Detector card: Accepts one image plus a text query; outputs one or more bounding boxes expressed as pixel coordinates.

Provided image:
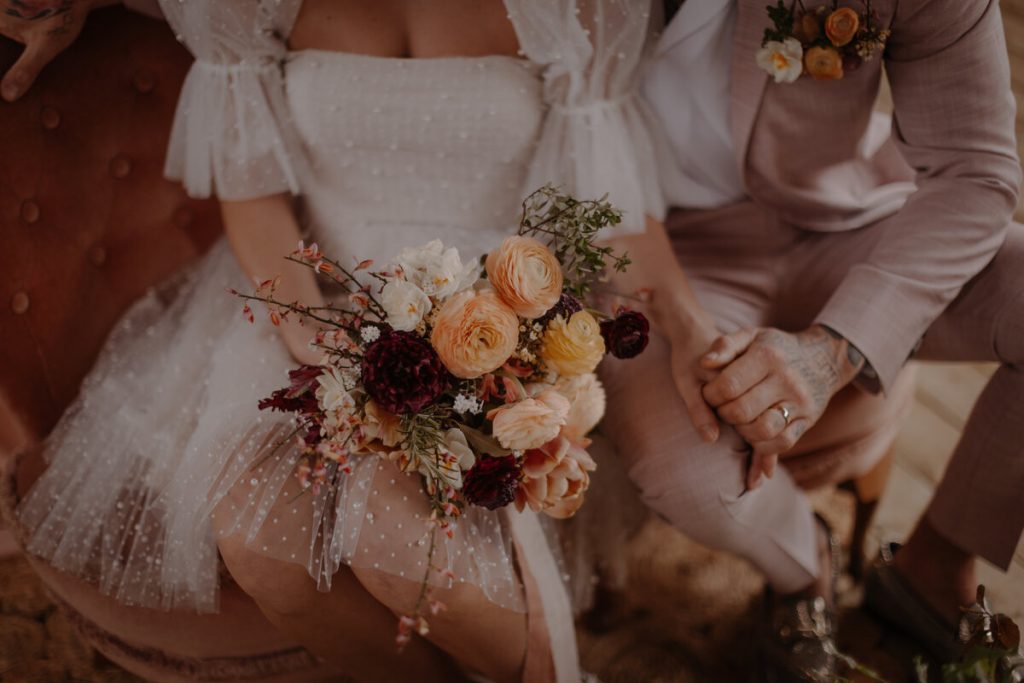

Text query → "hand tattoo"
[4,0,72,21]
[758,326,859,416]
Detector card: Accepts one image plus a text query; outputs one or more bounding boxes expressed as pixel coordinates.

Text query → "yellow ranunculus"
[540,311,605,377]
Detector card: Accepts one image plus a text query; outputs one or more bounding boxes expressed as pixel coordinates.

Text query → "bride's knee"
[217,534,318,617]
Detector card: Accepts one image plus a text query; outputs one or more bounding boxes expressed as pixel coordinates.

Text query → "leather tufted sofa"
[0,7,339,682]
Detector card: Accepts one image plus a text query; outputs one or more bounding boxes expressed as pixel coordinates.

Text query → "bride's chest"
[284,52,545,168]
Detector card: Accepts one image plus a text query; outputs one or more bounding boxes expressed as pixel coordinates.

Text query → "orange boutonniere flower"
[805,46,844,80]
[825,8,861,47]
[758,0,891,84]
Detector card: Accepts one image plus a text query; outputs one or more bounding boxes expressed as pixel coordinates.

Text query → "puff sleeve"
[157,0,307,200]
[506,0,665,233]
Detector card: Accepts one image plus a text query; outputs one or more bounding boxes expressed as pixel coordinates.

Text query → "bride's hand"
[653,292,722,444]
[604,216,723,444]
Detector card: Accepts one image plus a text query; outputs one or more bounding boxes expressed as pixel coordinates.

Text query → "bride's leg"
[217,532,463,682]
[350,566,527,683]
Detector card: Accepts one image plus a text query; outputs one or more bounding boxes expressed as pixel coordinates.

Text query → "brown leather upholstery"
[0,8,337,681]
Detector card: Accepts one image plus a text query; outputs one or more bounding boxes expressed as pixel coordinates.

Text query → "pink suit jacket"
[722,0,1021,391]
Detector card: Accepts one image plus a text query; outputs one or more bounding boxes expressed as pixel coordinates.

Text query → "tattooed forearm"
[4,0,72,21]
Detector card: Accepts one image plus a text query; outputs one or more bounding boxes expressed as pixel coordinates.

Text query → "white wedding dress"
[18,1,663,679]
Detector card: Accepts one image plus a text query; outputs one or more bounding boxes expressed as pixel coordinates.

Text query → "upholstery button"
[20,200,40,224]
[132,70,157,94]
[89,245,107,266]
[109,155,132,179]
[40,106,61,130]
[11,291,29,315]
[172,206,195,229]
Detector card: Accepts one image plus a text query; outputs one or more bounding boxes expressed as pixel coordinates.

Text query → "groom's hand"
[1,0,113,102]
[699,325,864,489]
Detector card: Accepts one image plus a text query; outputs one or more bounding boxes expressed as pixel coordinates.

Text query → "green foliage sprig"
[517,185,631,299]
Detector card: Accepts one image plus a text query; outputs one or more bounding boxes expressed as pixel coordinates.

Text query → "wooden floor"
[3,6,1024,683]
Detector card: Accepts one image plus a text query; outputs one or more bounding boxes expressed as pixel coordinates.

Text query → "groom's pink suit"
[603,0,1023,590]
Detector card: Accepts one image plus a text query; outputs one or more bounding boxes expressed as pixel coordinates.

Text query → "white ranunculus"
[555,373,607,440]
[756,38,804,84]
[381,279,432,331]
[396,239,479,299]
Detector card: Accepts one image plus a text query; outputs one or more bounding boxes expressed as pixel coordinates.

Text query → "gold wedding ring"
[776,404,792,426]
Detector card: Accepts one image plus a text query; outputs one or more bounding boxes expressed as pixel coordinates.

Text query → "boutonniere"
[756,1,891,83]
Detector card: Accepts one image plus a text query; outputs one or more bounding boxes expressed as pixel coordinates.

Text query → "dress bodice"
[285,51,545,263]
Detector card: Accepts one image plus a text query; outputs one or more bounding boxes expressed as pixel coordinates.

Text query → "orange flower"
[793,13,822,43]
[485,236,564,319]
[515,436,596,519]
[430,289,519,379]
[824,8,860,47]
[804,46,844,80]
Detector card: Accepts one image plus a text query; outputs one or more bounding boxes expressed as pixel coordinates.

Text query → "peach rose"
[515,436,597,519]
[824,8,860,47]
[487,388,570,451]
[554,373,606,441]
[804,46,844,80]
[431,289,519,379]
[540,311,605,376]
[485,236,564,319]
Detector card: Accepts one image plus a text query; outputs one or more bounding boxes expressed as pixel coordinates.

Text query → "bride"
[16,1,663,681]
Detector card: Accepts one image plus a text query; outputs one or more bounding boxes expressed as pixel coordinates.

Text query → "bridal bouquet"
[234,186,649,645]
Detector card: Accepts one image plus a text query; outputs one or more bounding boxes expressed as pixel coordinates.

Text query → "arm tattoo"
[5,0,72,21]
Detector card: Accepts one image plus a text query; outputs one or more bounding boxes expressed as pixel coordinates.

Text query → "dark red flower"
[361,330,449,414]
[463,455,522,510]
[258,364,324,414]
[600,311,650,359]
[538,293,582,326]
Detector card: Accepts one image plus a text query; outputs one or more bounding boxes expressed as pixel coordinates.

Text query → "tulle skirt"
[17,239,532,614]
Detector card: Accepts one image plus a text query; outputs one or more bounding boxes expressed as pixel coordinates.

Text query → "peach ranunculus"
[430,289,519,379]
[540,311,606,377]
[485,236,564,319]
[487,388,570,451]
[804,46,844,80]
[824,8,860,47]
[554,373,606,442]
[516,436,597,519]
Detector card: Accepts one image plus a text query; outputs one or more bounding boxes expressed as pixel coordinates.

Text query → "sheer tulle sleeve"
[507,0,665,233]
[157,0,306,200]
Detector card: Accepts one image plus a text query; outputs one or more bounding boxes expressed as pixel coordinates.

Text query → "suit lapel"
[730,0,770,171]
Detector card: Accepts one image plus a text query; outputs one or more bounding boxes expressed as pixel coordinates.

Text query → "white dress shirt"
[643,0,746,209]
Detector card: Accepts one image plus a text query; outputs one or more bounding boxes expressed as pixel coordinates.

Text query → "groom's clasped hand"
[695,325,863,490]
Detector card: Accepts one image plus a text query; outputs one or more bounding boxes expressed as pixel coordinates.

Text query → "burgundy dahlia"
[463,455,522,510]
[361,330,449,414]
[600,311,650,359]
[258,364,324,414]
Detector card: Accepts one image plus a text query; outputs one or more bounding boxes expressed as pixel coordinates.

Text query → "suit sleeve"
[814,0,1021,392]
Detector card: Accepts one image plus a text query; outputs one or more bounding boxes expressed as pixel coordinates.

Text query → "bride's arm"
[604,216,723,443]
[220,194,326,366]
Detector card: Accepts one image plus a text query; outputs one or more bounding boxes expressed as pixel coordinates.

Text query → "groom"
[613,0,1024,679]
